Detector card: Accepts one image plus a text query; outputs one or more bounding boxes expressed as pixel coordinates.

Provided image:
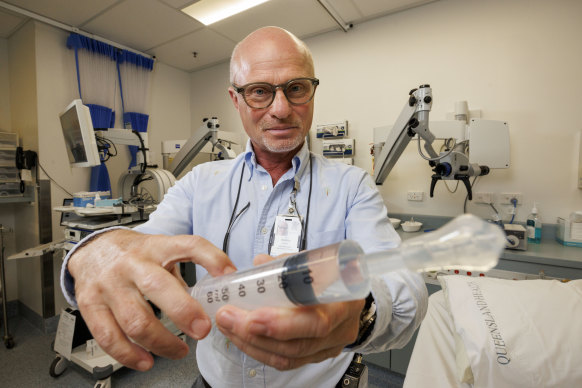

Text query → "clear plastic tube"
[189,214,506,318]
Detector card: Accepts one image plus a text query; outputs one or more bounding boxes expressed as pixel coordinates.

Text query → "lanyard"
[223,154,313,255]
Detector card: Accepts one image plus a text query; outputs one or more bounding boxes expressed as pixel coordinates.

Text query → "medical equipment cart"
[50,307,185,388]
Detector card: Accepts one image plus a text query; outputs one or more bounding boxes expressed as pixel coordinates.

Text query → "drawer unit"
[0,182,22,197]
[0,167,19,182]
[0,132,17,148]
[0,148,16,167]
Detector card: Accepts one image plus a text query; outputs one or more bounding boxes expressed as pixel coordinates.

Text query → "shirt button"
[261,227,268,235]
[249,369,257,377]
[261,185,268,191]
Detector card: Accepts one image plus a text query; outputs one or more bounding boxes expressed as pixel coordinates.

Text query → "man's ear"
[228,87,240,110]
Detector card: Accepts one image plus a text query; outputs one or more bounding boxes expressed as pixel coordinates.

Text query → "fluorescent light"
[182,0,271,26]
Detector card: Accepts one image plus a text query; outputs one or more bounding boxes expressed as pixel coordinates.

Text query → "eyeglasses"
[232,77,319,109]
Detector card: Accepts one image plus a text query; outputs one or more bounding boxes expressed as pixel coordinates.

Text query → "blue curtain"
[124,112,149,168]
[67,33,117,192]
[67,34,117,129]
[117,50,154,168]
[67,33,154,185]
[118,50,154,71]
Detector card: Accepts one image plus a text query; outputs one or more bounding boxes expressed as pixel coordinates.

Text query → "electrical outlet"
[473,192,493,204]
[500,193,523,205]
[407,191,424,201]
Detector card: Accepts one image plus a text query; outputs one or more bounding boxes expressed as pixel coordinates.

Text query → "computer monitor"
[60,99,101,168]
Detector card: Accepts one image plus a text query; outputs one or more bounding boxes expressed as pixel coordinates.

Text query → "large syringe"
[189,214,506,317]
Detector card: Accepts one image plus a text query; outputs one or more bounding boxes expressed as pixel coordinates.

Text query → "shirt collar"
[243,140,310,181]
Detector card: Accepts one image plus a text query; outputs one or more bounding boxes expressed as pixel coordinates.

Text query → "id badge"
[269,215,303,257]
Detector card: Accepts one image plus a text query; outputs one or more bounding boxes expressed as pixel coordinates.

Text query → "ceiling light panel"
[210,0,335,43]
[182,0,271,25]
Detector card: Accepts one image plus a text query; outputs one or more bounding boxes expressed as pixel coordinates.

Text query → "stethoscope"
[222,155,313,254]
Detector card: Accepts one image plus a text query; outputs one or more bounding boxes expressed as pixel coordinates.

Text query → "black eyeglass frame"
[231,77,320,109]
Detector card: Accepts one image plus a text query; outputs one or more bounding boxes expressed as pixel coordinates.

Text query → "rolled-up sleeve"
[60,226,130,307]
[344,171,428,353]
[351,270,428,353]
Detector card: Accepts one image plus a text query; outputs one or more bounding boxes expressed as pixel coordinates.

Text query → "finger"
[169,263,188,288]
[252,254,274,266]
[142,234,237,277]
[79,299,154,371]
[129,261,212,340]
[216,304,359,358]
[217,321,345,371]
[106,285,190,361]
[227,301,361,341]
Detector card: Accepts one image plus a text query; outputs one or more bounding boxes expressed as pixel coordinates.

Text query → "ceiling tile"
[148,28,235,72]
[210,0,338,43]
[0,8,26,38]
[0,0,438,71]
[82,0,202,52]
[3,0,120,26]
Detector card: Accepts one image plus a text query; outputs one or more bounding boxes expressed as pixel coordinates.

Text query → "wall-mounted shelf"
[0,185,35,204]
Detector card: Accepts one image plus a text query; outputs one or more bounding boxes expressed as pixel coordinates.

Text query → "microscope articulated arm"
[168,117,235,177]
[375,84,492,200]
[374,84,437,184]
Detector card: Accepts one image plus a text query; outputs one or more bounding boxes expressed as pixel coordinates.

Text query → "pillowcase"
[439,276,582,388]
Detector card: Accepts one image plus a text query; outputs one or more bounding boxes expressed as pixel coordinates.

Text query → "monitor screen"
[60,100,101,168]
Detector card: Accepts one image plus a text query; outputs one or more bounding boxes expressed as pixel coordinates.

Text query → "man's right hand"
[67,229,236,371]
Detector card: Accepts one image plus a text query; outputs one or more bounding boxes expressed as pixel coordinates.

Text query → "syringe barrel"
[190,240,370,318]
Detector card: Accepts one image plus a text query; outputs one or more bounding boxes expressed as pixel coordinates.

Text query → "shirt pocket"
[307,228,345,249]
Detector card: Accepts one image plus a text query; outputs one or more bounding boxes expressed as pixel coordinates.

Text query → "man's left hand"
[215,295,364,370]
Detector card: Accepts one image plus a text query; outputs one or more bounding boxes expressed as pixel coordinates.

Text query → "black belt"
[201,375,211,388]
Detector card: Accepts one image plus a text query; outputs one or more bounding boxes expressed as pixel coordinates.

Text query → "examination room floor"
[0,316,404,387]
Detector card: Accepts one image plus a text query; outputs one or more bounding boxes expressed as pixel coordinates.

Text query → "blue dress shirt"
[61,140,427,388]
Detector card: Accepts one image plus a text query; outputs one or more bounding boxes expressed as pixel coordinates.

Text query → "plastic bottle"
[526,203,542,244]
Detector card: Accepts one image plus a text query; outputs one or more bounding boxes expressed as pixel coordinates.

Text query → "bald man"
[61,27,427,387]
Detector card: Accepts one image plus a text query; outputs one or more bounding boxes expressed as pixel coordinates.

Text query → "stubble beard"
[261,133,304,153]
[258,120,305,154]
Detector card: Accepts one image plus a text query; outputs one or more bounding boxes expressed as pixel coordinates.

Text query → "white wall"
[0,37,18,303]
[189,0,582,224]
[190,62,245,138]
[8,21,42,312]
[0,38,11,131]
[148,61,192,166]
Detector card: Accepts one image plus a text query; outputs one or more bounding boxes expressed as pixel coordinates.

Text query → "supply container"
[526,203,542,244]
[73,191,111,207]
[556,212,582,247]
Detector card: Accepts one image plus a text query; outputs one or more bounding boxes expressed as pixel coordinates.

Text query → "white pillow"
[439,276,582,388]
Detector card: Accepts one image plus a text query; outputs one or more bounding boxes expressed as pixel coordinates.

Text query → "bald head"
[230,27,314,84]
